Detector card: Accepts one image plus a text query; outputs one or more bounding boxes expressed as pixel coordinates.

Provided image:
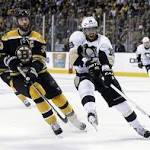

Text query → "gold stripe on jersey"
[2,29,46,44]
[1,29,20,41]
[38,68,47,74]
[32,55,46,61]
[29,31,46,44]
[0,68,7,73]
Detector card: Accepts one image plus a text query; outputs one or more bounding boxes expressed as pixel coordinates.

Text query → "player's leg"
[99,81,150,138]
[14,90,31,107]
[1,72,31,107]
[112,77,150,137]
[29,82,63,135]
[75,75,98,128]
[39,72,86,131]
[114,101,150,138]
[12,75,62,135]
[51,93,86,130]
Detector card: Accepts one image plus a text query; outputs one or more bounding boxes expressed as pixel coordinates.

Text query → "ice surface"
[0,75,150,150]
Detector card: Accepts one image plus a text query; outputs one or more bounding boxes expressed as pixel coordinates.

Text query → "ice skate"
[23,99,31,108]
[51,122,63,136]
[88,111,98,131]
[134,126,150,138]
[67,111,86,131]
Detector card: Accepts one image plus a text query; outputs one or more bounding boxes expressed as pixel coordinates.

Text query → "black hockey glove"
[84,58,100,77]
[26,67,38,84]
[138,62,143,69]
[5,56,21,71]
[102,65,114,86]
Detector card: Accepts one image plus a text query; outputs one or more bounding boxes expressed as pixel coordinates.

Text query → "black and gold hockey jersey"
[1,28,47,76]
[0,34,7,75]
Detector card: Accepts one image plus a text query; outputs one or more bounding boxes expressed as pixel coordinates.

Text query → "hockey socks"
[115,101,150,138]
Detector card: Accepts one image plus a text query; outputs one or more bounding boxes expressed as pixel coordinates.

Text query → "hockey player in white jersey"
[69,16,150,138]
[136,37,150,75]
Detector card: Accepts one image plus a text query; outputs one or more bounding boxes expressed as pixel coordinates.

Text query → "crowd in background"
[0,0,150,52]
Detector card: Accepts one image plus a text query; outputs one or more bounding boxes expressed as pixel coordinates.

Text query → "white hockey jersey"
[136,44,150,65]
[69,31,114,73]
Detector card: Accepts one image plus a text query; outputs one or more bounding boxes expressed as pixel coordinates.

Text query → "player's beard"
[86,33,98,42]
[18,23,31,35]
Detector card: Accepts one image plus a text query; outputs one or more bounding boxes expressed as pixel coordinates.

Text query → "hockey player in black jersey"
[69,16,150,138]
[0,34,31,107]
[1,9,86,135]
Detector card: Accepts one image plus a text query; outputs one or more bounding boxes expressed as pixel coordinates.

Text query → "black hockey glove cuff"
[31,60,45,73]
[26,67,38,84]
[83,58,100,77]
[102,65,114,86]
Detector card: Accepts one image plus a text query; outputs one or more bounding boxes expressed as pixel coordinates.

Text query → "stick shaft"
[111,84,150,118]
[17,67,68,123]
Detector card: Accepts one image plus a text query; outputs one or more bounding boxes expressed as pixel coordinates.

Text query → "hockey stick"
[111,84,150,118]
[17,66,68,123]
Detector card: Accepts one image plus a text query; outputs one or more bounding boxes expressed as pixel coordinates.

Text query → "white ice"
[0,74,150,150]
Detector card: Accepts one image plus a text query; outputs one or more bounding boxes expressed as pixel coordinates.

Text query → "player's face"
[84,27,97,40]
[144,42,150,49]
[18,17,30,32]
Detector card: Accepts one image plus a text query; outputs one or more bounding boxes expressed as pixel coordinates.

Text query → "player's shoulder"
[30,31,46,44]
[99,34,110,42]
[69,31,85,42]
[98,34,112,49]
[137,44,143,48]
[1,29,19,41]
[137,44,144,50]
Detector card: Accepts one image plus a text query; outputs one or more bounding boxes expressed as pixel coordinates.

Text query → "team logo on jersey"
[82,44,97,58]
[16,45,32,64]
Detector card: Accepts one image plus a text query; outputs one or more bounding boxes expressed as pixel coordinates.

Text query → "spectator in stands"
[0,0,150,52]
[115,40,126,52]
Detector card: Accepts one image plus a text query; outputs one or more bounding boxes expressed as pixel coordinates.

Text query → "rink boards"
[46,52,148,77]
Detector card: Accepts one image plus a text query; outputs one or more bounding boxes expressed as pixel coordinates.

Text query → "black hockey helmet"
[16,9,31,34]
[16,9,30,19]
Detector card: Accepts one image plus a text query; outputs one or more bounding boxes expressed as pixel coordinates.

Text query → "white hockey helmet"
[142,37,150,49]
[142,37,150,43]
[81,16,98,29]
[81,17,98,41]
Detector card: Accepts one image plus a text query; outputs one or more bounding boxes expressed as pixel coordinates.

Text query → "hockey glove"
[102,65,114,86]
[84,58,100,77]
[138,62,143,69]
[5,56,21,71]
[26,67,38,84]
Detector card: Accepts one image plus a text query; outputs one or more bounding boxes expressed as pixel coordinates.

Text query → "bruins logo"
[16,46,32,64]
